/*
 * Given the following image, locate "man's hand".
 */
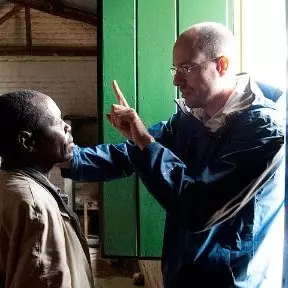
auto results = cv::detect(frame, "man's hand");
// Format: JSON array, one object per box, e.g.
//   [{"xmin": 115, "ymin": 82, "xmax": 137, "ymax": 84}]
[
  {"xmin": 106, "ymin": 81, "xmax": 132, "ymax": 140},
  {"xmin": 107, "ymin": 80, "xmax": 155, "ymax": 150}
]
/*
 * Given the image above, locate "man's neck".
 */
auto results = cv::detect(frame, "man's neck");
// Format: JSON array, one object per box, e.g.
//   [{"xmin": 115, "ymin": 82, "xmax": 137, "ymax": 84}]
[{"xmin": 204, "ymin": 88, "xmax": 234, "ymax": 118}]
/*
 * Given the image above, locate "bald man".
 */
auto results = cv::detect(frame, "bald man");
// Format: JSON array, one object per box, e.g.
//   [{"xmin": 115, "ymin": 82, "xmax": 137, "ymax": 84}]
[{"xmin": 62, "ymin": 22, "xmax": 285, "ymax": 287}]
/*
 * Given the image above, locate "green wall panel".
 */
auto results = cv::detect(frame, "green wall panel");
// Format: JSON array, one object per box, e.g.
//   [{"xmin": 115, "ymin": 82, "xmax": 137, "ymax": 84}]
[
  {"xmin": 102, "ymin": 0, "xmax": 137, "ymax": 256},
  {"xmin": 178, "ymin": 0, "xmax": 234, "ymax": 33},
  {"xmin": 137, "ymin": 0, "xmax": 176, "ymax": 257},
  {"xmin": 101, "ymin": 0, "xmax": 234, "ymax": 258}
]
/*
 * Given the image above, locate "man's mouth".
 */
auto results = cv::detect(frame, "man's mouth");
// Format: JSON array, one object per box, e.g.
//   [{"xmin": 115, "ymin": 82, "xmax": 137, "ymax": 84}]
[
  {"xmin": 180, "ymin": 88, "xmax": 193, "ymax": 95},
  {"xmin": 67, "ymin": 136, "xmax": 74, "ymax": 146}
]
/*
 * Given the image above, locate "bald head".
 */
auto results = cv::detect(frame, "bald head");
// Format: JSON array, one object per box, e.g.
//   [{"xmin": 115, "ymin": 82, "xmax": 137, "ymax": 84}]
[
  {"xmin": 172, "ymin": 22, "xmax": 237, "ymax": 116},
  {"xmin": 175, "ymin": 22, "xmax": 236, "ymax": 64}
]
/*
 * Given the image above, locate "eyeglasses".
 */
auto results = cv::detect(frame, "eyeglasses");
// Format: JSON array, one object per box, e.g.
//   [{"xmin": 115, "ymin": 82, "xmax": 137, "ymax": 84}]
[{"xmin": 170, "ymin": 56, "xmax": 221, "ymax": 76}]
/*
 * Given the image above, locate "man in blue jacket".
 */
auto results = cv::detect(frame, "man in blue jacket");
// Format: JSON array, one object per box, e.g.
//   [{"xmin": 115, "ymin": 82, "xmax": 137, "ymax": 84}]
[{"xmin": 62, "ymin": 22, "xmax": 285, "ymax": 287}]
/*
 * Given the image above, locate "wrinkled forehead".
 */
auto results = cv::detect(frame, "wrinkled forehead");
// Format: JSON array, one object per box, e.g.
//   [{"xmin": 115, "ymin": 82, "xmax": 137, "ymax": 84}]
[
  {"xmin": 45, "ymin": 96, "xmax": 61, "ymax": 118},
  {"xmin": 173, "ymin": 29, "xmax": 206, "ymax": 66},
  {"xmin": 31, "ymin": 92, "xmax": 61, "ymax": 120}
]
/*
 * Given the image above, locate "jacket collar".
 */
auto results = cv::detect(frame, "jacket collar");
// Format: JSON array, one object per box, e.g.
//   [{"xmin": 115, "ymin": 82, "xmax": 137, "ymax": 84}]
[
  {"xmin": 175, "ymin": 73, "xmax": 270, "ymax": 132},
  {"xmin": 3, "ymin": 167, "xmax": 92, "ymax": 266}
]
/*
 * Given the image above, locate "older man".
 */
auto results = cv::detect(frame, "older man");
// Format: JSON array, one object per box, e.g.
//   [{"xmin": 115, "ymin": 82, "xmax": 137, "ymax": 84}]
[
  {"xmin": 62, "ymin": 22, "xmax": 285, "ymax": 287},
  {"xmin": 0, "ymin": 91, "xmax": 94, "ymax": 287}
]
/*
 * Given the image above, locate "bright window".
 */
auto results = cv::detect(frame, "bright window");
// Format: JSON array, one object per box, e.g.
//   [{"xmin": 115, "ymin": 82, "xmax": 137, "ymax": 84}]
[{"xmin": 235, "ymin": 0, "xmax": 286, "ymax": 91}]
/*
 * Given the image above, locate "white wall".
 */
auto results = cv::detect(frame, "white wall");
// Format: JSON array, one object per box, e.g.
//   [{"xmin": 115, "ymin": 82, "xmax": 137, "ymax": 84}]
[
  {"xmin": 0, "ymin": 3, "xmax": 97, "ymax": 193},
  {"xmin": 241, "ymin": 0, "xmax": 286, "ymax": 90},
  {"xmin": 0, "ymin": 56, "xmax": 97, "ymax": 117}
]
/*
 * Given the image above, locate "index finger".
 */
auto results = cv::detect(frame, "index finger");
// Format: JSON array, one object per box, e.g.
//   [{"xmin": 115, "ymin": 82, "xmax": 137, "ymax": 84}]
[{"xmin": 112, "ymin": 80, "xmax": 130, "ymax": 107}]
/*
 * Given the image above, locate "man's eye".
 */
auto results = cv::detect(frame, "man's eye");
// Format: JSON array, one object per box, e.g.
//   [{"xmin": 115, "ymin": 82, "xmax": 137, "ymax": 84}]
[{"xmin": 178, "ymin": 68, "xmax": 189, "ymax": 75}]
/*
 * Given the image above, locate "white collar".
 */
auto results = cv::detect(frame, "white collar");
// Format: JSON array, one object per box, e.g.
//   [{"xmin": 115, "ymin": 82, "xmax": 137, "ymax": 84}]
[{"xmin": 190, "ymin": 73, "xmax": 266, "ymax": 132}]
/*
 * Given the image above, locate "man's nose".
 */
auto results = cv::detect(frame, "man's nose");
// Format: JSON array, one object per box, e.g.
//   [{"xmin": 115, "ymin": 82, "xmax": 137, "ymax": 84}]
[
  {"xmin": 173, "ymin": 72, "xmax": 183, "ymax": 87},
  {"xmin": 64, "ymin": 122, "xmax": 72, "ymax": 133}
]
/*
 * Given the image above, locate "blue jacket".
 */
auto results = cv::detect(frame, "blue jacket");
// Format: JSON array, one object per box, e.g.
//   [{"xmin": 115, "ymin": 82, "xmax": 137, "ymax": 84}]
[{"xmin": 62, "ymin": 78, "xmax": 285, "ymax": 288}]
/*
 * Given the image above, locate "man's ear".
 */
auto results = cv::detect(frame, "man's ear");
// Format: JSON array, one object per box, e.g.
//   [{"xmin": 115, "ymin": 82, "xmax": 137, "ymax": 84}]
[
  {"xmin": 17, "ymin": 131, "xmax": 35, "ymax": 152},
  {"xmin": 216, "ymin": 56, "xmax": 229, "ymax": 76}
]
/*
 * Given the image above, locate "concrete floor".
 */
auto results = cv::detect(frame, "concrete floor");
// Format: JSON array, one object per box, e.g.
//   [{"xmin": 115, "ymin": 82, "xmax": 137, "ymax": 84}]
[{"xmin": 90, "ymin": 248, "xmax": 145, "ymax": 288}]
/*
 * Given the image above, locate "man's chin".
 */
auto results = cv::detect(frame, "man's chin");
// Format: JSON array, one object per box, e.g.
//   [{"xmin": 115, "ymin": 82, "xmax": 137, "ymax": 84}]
[
  {"xmin": 182, "ymin": 93, "xmax": 197, "ymax": 107},
  {"xmin": 65, "ymin": 152, "xmax": 74, "ymax": 162},
  {"xmin": 54, "ymin": 153, "xmax": 73, "ymax": 168},
  {"xmin": 184, "ymin": 99, "xmax": 200, "ymax": 109}
]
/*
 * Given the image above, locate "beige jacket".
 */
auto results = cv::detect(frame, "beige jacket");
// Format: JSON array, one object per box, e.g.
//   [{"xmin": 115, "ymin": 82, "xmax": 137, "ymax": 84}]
[{"xmin": 0, "ymin": 170, "xmax": 94, "ymax": 288}]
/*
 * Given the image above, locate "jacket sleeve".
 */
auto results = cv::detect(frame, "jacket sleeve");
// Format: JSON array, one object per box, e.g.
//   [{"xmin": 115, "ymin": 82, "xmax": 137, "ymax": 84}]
[
  {"xmin": 61, "ymin": 143, "xmax": 134, "ymax": 181},
  {"xmin": 127, "ymin": 110, "xmax": 284, "ymax": 232},
  {"xmin": 2, "ymin": 189, "xmax": 72, "ymax": 287},
  {"xmin": 61, "ymin": 115, "xmax": 177, "ymax": 182}
]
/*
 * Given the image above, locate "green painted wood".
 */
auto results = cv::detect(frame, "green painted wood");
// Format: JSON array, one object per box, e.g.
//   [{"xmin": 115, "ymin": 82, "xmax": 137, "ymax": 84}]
[
  {"xmin": 178, "ymin": 0, "xmax": 234, "ymax": 33},
  {"xmin": 101, "ymin": 0, "xmax": 137, "ymax": 256},
  {"xmin": 137, "ymin": 0, "xmax": 176, "ymax": 257},
  {"xmin": 136, "ymin": 0, "xmax": 234, "ymax": 257},
  {"xmin": 100, "ymin": 0, "xmax": 233, "ymax": 258}
]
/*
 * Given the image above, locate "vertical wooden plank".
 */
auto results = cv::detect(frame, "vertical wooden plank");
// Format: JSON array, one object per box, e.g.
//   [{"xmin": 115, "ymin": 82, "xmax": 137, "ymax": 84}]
[
  {"xmin": 84, "ymin": 201, "xmax": 88, "ymax": 238},
  {"xmin": 100, "ymin": 0, "xmax": 234, "ymax": 258},
  {"xmin": 179, "ymin": 0, "xmax": 234, "ymax": 33},
  {"xmin": 226, "ymin": 0, "xmax": 234, "ymax": 31},
  {"xmin": 101, "ymin": 0, "xmax": 138, "ymax": 256},
  {"xmin": 25, "ymin": 6, "xmax": 32, "ymax": 48},
  {"xmin": 136, "ymin": 0, "xmax": 234, "ymax": 257},
  {"xmin": 137, "ymin": 0, "xmax": 176, "ymax": 257}
]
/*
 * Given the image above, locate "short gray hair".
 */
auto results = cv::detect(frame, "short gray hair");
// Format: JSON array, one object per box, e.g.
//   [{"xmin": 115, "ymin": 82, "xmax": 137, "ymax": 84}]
[{"xmin": 190, "ymin": 22, "xmax": 235, "ymax": 60}]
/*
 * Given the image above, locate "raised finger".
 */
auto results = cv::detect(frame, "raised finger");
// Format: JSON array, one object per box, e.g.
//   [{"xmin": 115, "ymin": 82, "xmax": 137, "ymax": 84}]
[{"xmin": 112, "ymin": 80, "xmax": 129, "ymax": 107}]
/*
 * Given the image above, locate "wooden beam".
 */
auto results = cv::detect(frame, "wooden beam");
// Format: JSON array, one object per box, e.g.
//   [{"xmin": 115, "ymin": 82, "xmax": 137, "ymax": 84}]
[
  {"xmin": 25, "ymin": 6, "xmax": 32, "ymax": 48},
  {"xmin": 0, "ymin": 4, "xmax": 23, "ymax": 26},
  {"xmin": 50, "ymin": 0, "xmax": 64, "ymax": 11},
  {"xmin": 7, "ymin": 1, "xmax": 97, "ymax": 26},
  {"xmin": 0, "ymin": 45, "xmax": 97, "ymax": 56}
]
